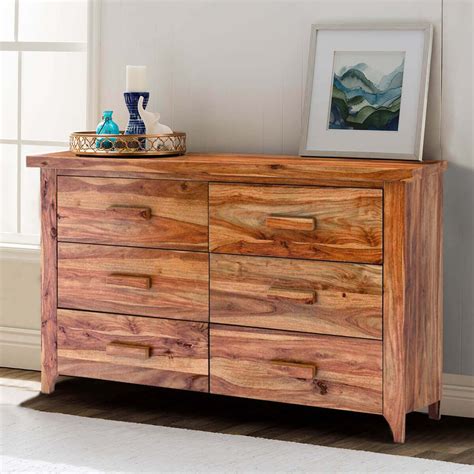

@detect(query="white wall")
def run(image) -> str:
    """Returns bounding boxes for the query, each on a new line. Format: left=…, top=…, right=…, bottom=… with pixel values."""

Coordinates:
left=1, top=1, right=472, bottom=378
left=100, top=0, right=442, bottom=159
left=441, top=0, right=473, bottom=375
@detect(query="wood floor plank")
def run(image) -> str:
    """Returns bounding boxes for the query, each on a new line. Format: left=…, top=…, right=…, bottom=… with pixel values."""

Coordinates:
left=415, top=450, right=457, bottom=462
left=446, top=448, right=474, bottom=465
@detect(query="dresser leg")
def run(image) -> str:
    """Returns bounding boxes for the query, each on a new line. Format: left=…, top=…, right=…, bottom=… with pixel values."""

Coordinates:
left=428, top=400, right=441, bottom=420
left=41, top=371, right=57, bottom=394
left=384, top=413, right=406, bottom=443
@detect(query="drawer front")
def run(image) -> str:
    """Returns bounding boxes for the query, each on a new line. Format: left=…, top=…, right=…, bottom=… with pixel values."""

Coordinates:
left=210, top=325, right=382, bottom=414
left=58, top=243, right=209, bottom=321
left=209, top=184, right=382, bottom=263
left=58, top=177, right=208, bottom=251
left=210, top=254, right=382, bottom=339
left=57, top=309, right=208, bottom=392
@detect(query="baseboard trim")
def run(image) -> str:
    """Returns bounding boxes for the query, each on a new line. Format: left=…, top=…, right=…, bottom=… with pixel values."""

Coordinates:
left=1, top=326, right=473, bottom=417
left=0, top=245, right=40, bottom=263
left=0, top=326, right=41, bottom=371
left=440, top=373, right=474, bottom=418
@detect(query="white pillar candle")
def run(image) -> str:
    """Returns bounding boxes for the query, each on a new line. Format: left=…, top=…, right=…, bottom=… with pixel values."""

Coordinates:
left=126, top=65, right=147, bottom=92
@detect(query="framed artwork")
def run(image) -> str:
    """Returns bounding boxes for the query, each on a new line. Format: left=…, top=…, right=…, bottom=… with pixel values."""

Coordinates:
left=300, top=25, right=433, bottom=161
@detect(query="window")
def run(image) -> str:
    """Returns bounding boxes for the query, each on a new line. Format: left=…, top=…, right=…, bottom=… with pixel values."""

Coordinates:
left=0, top=0, right=96, bottom=247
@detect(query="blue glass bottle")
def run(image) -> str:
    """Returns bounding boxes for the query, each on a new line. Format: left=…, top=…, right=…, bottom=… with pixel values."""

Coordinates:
left=96, top=111, right=120, bottom=150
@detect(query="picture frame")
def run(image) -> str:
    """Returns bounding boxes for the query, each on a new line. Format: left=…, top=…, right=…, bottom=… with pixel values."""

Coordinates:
left=300, top=24, right=433, bottom=161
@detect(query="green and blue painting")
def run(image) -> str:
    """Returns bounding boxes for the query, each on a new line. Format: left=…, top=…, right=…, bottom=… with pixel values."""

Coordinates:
left=329, top=51, right=405, bottom=131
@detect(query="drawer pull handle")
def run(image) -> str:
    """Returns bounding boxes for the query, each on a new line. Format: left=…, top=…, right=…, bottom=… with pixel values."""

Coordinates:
left=265, top=215, right=316, bottom=231
left=106, top=273, right=152, bottom=290
left=271, top=361, right=316, bottom=379
left=106, top=342, right=151, bottom=360
left=267, top=286, right=317, bottom=305
left=107, top=205, right=152, bottom=220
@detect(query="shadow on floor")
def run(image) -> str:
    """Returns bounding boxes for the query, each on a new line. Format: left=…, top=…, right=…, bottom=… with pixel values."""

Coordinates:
left=21, top=376, right=474, bottom=464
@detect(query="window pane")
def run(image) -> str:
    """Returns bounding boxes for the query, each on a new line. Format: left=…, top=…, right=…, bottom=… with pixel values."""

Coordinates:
left=22, top=51, right=87, bottom=142
left=18, top=0, right=87, bottom=43
left=0, top=145, right=18, bottom=234
left=0, top=0, right=15, bottom=41
left=20, top=145, right=65, bottom=236
left=0, top=52, right=19, bottom=140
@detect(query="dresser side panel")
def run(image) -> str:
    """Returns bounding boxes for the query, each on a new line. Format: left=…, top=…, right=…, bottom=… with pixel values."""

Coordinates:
left=384, top=170, right=444, bottom=441
left=40, top=169, right=58, bottom=393
left=404, top=170, right=443, bottom=412
left=383, top=181, right=408, bottom=443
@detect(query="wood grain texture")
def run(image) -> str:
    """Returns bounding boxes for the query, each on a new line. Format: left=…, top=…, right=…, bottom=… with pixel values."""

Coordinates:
left=383, top=167, right=445, bottom=443
left=57, top=177, right=208, bottom=251
left=28, top=152, right=447, bottom=444
left=267, top=286, right=317, bottom=305
left=40, top=169, right=58, bottom=394
left=383, top=180, right=408, bottom=443
left=105, top=342, right=151, bottom=360
left=209, top=184, right=383, bottom=263
left=265, top=215, right=316, bottom=231
left=57, top=309, right=208, bottom=392
left=210, top=325, right=383, bottom=414
left=403, top=170, right=444, bottom=412
left=106, top=205, right=152, bottom=220
left=210, top=254, right=382, bottom=339
left=270, top=361, right=317, bottom=379
left=428, top=401, right=441, bottom=421
left=105, top=273, right=152, bottom=290
left=27, top=151, right=446, bottom=188
left=58, top=243, right=209, bottom=321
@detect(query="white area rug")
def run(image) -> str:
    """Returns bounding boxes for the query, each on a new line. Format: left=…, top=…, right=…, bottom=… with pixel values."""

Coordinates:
left=0, top=381, right=471, bottom=473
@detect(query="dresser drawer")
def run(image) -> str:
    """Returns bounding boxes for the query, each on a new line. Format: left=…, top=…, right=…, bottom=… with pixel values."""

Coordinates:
left=57, top=177, right=208, bottom=251
left=210, top=325, right=382, bottom=414
left=58, top=243, right=208, bottom=321
left=209, top=184, right=382, bottom=263
left=57, top=309, right=208, bottom=392
left=210, top=254, right=382, bottom=339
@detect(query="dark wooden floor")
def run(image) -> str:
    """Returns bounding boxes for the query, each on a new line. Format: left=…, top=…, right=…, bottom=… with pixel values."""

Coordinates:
left=2, top=368, right=473, bottom=465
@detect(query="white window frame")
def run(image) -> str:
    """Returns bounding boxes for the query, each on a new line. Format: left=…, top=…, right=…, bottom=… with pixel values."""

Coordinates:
left=0, top=0, right=100, bottom=249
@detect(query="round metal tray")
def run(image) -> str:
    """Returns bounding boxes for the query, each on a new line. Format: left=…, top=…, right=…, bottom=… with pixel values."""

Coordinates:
left=70, top=131, right=186, bottom=157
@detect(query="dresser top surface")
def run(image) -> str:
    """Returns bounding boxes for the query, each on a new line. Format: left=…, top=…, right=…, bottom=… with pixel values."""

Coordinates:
left=27, top=151, right=447, bottom=186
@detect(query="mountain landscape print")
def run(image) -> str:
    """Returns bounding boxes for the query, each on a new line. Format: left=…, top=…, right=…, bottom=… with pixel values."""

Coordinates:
left=329, top=51, right=405, bottom=131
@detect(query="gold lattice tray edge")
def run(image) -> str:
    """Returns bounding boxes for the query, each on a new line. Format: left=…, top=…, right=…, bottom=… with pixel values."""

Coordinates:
left=70, top=131, right=186, bottom=157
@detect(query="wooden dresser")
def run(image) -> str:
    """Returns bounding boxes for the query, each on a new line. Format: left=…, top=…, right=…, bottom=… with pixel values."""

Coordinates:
left=27, top=152, right=447, bottom=443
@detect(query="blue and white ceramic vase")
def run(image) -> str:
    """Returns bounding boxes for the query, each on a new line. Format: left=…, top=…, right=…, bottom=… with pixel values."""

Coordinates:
left=124, top=92, right=149, bottom=135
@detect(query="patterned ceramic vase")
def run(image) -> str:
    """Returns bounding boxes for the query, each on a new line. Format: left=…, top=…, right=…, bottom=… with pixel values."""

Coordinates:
left=124, top=92, right=149, bottom=135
